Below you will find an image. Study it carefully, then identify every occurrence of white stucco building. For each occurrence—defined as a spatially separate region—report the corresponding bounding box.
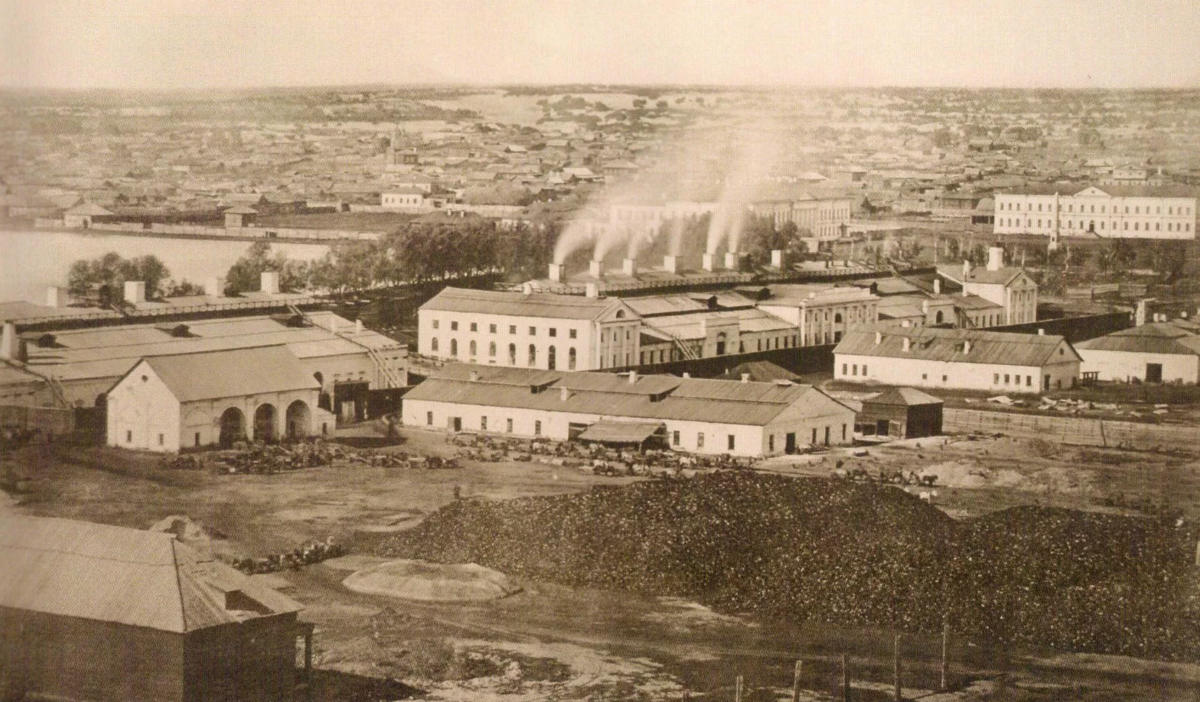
[994,186,1196,240]
[1076,322,1200,384]
[402,366,856,457]
[936,247,1038,326]
[106,346,329,453]
[833,326,1081,393]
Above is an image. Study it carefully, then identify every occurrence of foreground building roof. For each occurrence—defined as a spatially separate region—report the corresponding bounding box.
[834,326,1079,367]
[130,345,321,402]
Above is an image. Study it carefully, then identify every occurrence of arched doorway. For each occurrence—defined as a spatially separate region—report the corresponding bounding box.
[219,407,246,447]
[286,400,311,439]
[254,404,278,442]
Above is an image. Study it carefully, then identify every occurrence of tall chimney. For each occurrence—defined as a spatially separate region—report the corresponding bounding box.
[204,277,226,297]
[0,322,16,360]
[469,370,479,382]
[921,300,929,314]
[874,331,882,345]
[902,337,911,352]
[124,281,146,304]
[45,287,68,308]
[963,340,971,354]
[548,263,563,283]
[588,259,604,279]
[724,250,741,271]
[260,271,280,294]
[741,373,750,383]
[962,259,971,279]
[770,249,785,269]
[663,255,678,274]
[702,253,716,272]
[585,282,599,298]
[355,319,364,334]
[1136,300,1148,327]
[628,370,638,384]
[622,257,637,277]
[933,278,941,295]
[559,386,571,402]
[987,246,1003,272]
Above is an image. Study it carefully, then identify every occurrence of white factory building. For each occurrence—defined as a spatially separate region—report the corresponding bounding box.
[402,366,856,457]
[107,346,331,453]
[994,186,1196,240]
[936,247,1038,326]
[833,326,1081,393]
[1076,322,1200,384]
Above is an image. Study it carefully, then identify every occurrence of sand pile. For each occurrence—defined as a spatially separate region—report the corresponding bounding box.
[344,559,521,602]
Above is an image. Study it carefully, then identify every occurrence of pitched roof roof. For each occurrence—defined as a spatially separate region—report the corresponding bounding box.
[834,326,1078,367]
[65,202,114,216]
[137,345,319,402]
[421,287,624,321]
[1076,323,1200,355]
[864,387,943,407]
[937,264,1027,286]
[0,516,301,633]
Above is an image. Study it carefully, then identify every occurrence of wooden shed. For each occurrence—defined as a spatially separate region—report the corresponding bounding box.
[857,387,943,439]
[0,515,307,702]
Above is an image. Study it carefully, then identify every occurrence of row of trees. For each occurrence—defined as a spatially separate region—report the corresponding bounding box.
[67,252,202,305]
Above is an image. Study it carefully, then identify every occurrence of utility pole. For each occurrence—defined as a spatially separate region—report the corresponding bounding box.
[940,619,950,691]
[735,675,743,702]
[841,654,850,702]
[792,660,803,702]
[893,634,902,702]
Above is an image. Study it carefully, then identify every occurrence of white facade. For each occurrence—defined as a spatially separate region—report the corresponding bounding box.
[381,191,426,209]
[937,248,1038,326]
[759,287,878,346]
[994,187,1195,239]
[834,352,1079,393]
[1078,348,1199,384]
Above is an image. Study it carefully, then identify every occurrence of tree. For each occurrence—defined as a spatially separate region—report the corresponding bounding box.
[225,241,309,295]
[66,252,172,304]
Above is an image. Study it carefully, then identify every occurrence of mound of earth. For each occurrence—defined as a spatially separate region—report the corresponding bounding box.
[343,559,521,602]
[377,472,1200,660]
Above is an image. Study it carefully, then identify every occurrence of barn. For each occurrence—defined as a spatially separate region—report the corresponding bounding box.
[0,515,307,702]
[106,345,328,452]
[857,387,944,439]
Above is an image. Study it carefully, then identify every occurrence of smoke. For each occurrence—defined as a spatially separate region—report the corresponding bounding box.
[552,219,598,265]
[705,128,779,254]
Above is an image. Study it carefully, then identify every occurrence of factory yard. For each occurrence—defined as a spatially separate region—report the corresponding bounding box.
[4,427,1200,702]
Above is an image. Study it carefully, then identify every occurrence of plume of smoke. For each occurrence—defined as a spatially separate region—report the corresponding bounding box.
[553,220,598,265]
[668,216,685,256]
[704,125,782,254]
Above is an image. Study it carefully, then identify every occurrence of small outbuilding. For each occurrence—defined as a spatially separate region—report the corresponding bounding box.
[106,345,325,452]
[857,386,944,439]
[0,515,308,702]
[224,205,258,228]
[62,202,115,229]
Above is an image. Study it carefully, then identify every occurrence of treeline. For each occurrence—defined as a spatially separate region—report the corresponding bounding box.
[67,252,203,305]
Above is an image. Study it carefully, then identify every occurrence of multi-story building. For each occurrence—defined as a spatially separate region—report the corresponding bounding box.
[994,186,1196,240]
[936,247,1038,326]
[757,285,879,345]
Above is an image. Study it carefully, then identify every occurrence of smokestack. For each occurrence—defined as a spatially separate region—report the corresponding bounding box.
[922,300,929,314]
[902,337,911,352]
[682,372,690,378]
[260,271,280,294]
[622,257,637,277]
[469,370,479,382]
[588,259,604,279]
[548,263,563,283]
[1038,328,1045,335]
[987,246,1003,272]
[963,340,971,354]
[628,370,638,384]
[724,250,741,271]
[875,331,882,345]
[702,253,716,272]
[741,373,750,383]
[45,287,68,308]
[124,281,146,304]
[0,322,15,360]
[933,278,941,295]
[559,386,571,402]
[355,319,363,334]
[585,282,599,298]
[770,250,786,269]
[962,259,971,279]
[204,277,225,297]
[663,255,678,274]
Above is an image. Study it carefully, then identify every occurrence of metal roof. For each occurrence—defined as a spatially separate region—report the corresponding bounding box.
[1076,326,1200,356]
[642,308,793,341]
[0,516,301,633]
[577,420,664,443]
[937,264,1026,286]
[864,387,943,407]
[135,346,320,402]
[422,287,623,320]
[834,326,1079,368]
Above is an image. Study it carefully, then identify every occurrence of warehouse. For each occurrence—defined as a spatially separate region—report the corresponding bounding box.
[857,387,944,439]
[107,346,331,452]
[0,515,306,702]
[402,366,856,457]
[834,327,1081,393]
[1076,322,1200,384]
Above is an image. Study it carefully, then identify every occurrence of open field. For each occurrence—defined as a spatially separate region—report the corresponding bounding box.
[257,211,420,233]
[4,428,1200,701]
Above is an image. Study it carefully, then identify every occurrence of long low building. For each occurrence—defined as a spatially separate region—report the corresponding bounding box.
[402,366,856,456]
[833,327,1081,393]
[1076,322,1200,384]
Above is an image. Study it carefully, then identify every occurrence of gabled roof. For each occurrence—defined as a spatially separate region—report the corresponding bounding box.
[937,264,1028,287]
[1076,323,1200,356]
[0,516,301,633]
[421,287,630,321]
[129,345,319,402]
[864,387,943,407]
[65,202,114,216]
[834,327,1079,368]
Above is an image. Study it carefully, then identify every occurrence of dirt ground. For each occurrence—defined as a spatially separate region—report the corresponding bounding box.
[4,427,1200,702]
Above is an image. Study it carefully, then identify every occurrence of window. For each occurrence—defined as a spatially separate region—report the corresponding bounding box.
[450,339,458,356]
[470,322,478,332]
[481,416,488,431]
[1026,375,1032,387]
[509,325,517,334]
[812,428,818,445]
[490,324,497,333]
[697,432,705,448]
[427,411,433,426]
[508,343,517,364]
[534,420,542,436]
[195,432,201,447]
[824,427,830,445]
[922,373,928,380]
[673,430,680,446]
[506,418,513,433]
[528,344,537,366]
[158,433,164,446]
[1005,374,1011,384]
[489,341,496,357]
[862,365,867,375]
[727,434,735,451]
[549,328,557,337]
[432,319,440,329]
[547,345,557,370]
[569,329,577,339]
[431,338,439,352]
[852,364,858,376]
[842,363,848,375]
[942,375,947,382]
[568,347,577,370]
[768,434,774,452]
[842,424,847,441]
[994,373,1000,384]
[451,321,458,331]
[126,430,132,443]
[469,340,477,356]
[529,326,536,336]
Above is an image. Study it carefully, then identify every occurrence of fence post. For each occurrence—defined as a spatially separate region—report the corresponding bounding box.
[792,660,802,702]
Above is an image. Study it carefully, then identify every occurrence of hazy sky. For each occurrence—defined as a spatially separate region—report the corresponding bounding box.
[3,0,1199,90]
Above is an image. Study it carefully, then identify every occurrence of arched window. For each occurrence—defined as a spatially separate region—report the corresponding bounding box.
[431,338,439,352]
[528,344,537,366]
[715,332,727,356]
[568,347,577,370]
[450,338,457,356]
[547,345,557,370]
[469,340,477,357]
[615,310,626,318]
[935,310,944,324]
[834,313,843,324]
[489,341,496,357]
[508,343,517,364]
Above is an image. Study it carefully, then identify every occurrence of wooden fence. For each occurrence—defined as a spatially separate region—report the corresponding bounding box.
[0,405,75,436]
[944,408,1200,450]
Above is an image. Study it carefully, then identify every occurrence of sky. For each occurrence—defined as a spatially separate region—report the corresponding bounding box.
[3,0,1199,90]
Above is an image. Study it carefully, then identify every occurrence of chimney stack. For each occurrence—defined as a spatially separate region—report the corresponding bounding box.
[741,373,750,383]
[124,281,146,304]
[963,340,971,354]
[559,386,571,402]
[622,257,637,277]
[585,282,599,298]
[548,263,563,283]
[355,319,363,334]
[770,249,786,269]
[588,259,604,279]
[922,300,929,314]
[875,331,883,345]
[1038,328,1045,335]
[724,250,741,271]
[45,287,68,308]
[702,253,716,272]
[469,370,479,382]
[628,370,638,384]
[987,246,1004,272]
[260,271,280,295]
[682,372,690,378]
[962,259,971,280]
[663,255,678,274]
[204,277,225,297]
[933,278,941,295]
[902,337,912,352]
[0,322,16,360]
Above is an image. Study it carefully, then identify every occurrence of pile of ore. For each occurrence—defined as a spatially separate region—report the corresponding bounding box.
[377,473,1200,660]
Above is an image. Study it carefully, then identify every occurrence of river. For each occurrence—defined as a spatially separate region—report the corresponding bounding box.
[0,229,330,303]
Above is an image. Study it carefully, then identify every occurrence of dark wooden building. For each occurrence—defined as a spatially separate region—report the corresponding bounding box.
[857,387,943,439]
[0,516,307,702]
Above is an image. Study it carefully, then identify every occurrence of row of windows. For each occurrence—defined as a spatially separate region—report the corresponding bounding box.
[431,338,579,370]
[1000,218,1191,232]
[1000,201,1193,216]
[670,430,737,450]
[842,363,869,376]
[427,412,538,436]
[995,373,1034,387]
[431,319,579,339]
